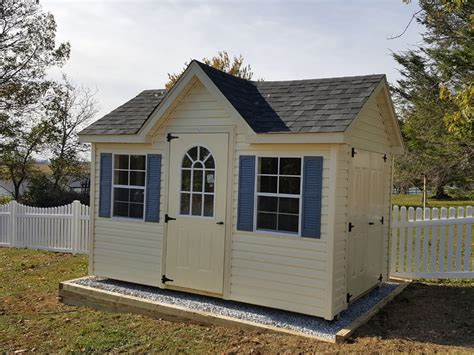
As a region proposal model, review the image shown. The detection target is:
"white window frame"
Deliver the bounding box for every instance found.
[253,156,303,237]
[111,153,147,221]
[178,145,216,219]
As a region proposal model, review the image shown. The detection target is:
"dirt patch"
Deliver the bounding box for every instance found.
[1,248,473,353]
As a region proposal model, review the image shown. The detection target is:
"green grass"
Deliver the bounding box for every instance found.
[392,194,474,209]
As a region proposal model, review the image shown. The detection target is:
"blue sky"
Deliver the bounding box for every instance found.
[42,0,424,119]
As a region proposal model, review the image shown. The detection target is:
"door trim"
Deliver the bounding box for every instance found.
[159,126,235,299]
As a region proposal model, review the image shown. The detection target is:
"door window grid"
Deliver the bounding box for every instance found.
[112,154,146,219]
[255,157,302,234]
[180,146,215,217]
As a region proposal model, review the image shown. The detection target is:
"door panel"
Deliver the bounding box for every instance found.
[165,133,228,295]
[347,149,385,300]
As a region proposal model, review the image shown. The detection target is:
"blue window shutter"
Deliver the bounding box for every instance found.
[301,156,323,238]
[237,155,256,231]
[145,154,161,223]
[99,153,112,218]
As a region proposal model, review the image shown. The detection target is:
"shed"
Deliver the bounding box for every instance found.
[79,60,404,320]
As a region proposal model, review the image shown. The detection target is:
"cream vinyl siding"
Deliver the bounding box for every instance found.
[229,142,334,319]
[92,143,165,287]
[346,96,392,154]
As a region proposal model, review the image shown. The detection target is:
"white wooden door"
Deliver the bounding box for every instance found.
[347,149,370,299]
[165,133,228,295]
[347,149,386,300]
[367,152,385,283]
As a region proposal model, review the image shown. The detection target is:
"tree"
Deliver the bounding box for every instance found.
[393,51,473,198]
[0,0,70,139]
[392,0,473,198]
[0,0,70,200]
[0,119,51,200]
[166,51,254,89]
[44,75,98,192]
[419,0,473,140]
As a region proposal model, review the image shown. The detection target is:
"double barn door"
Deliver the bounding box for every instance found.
[347,148,387,300]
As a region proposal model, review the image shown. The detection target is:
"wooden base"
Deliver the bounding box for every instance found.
[59,278,409,344]
[334,281,409,343]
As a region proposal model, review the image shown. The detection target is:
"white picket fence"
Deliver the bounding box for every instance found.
[391,205,473,279]
[1,200,472,279]
[0,200,89,254]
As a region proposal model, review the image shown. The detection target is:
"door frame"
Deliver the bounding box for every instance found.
[160,125,235,299]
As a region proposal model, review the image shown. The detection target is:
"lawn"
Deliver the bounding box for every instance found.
[1,248,473,352]
[392,194,474,209]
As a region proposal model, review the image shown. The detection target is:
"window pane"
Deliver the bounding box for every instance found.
[257,196,278,213]
[279,197,299,214]
[113,202,128,217]
[204,194,214,217]
[130,189,144,203]
[279,177,300,194]
[130,155,146,170]
[257,212,277,230]
[114,188,129,202]
[180,193,190,214]
[258,176,277,193]
[115,155,129,169]
[182,154,192,168]
[130,171,145,186]
[114,170,128,185]
[129,203,144,218]
[181,170,191,191]
[199,146,210,161]
[205,155,215,168]
[188,146,198,161]
[280,158,301,175]
[204,171,215,192]
[278,214,299,233]
[259,157,278,174]
[193,170,203,192]
[192,194,202,216]
[193,161,204,169]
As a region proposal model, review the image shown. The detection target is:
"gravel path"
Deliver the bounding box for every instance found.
[74,277,399,341]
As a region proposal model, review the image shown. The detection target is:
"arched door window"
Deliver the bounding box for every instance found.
[180,146,215,217]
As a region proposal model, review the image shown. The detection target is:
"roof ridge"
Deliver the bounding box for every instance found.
[192,59,385,86]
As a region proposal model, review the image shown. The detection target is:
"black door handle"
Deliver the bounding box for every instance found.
[216,221,224,225]
[369,222,375,225]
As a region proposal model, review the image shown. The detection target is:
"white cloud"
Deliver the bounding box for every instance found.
[42,0,423,118]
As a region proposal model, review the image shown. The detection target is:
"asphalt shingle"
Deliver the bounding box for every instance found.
[80,61,385,136]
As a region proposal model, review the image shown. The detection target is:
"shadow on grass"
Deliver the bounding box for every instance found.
[356,282,474,347]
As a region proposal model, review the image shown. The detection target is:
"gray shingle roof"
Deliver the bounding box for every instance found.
[80,61,385,135]
[80,89,167,135]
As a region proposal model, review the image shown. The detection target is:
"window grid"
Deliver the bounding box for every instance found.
[255,157,302,235]
[112,154,146,220]
[179,146,215,217]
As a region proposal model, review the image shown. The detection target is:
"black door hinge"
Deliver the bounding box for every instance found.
[167,133,179,142]
[162,275,174,284]
[164,214,176,223]
[351,147,357,157]
[383,154,387,162]
[347,293,353,303]
[348,222,354,232]
[380,216,384,224]
[378,274,383,282]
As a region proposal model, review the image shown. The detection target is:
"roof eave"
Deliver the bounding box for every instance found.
[245,132,346,144]
[78,134,151,144]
